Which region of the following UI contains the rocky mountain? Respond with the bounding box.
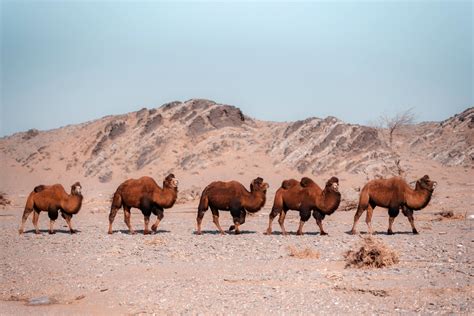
[0,100,472,195]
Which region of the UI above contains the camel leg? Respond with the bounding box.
[265,207,281,235]
[62,212,76,234]
[108,206,120,234]
[296,209,311,235]
[196,208,206,235]
[48,210,59,234]
[19,207,34,234]
[151,208,164,233]
[278,209,288,236]
[144,216,151,235]
[388,217,395,235]
[32,211,41,234]
[230,210,246,235]
[402,206,418,234]
[123,207,136,235]
[387,207,400,235]
[313,211,327,235]
[365,204,375,235]
[211,207,225,235]
[351,206,366,235]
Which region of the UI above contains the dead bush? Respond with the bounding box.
[287,246,320,259]
[433,211,465,221]
[344,237,399,268]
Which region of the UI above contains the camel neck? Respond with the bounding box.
[406,185,432,210]
[318,189,341,214]
[244,190,266,213]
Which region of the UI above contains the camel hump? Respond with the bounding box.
[34,185,46,193]
[300,177,315,188]
[281,179,299,190]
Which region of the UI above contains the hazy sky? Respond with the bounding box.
[1,0,472,136]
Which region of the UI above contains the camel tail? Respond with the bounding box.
[24,191,35,212]
[111,190,123,210]
[357,185,370,212]
[198,190,209,212]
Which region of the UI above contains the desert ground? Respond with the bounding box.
[0,172,472,315]
[1,101,473,314]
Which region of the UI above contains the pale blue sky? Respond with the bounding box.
[1,1,472,136]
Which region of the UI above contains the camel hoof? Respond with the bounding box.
[130,231,137,235]
[263,230,271,235]
[413,229,419,235]
[320,231,328,236]
[229,225,235,231]
[49,231,56,235]
[107,230,113,235]
[282,232,288,236]
[196,231,202,235]
[144,230,151,235]
[35,231,41,235]
[219,231,226,235]
[18,229,23,235]
[151,224,158,232]
[70,229,76,234]
[350,230,357,235]
[387,230,394,235]
[296,231,303,236]
[234,230,241,235]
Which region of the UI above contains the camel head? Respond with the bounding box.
[250,177,269,193]
[325,177,339,193]
[71,182,82,196]
[416,175,437,193]
[163,173,179,189]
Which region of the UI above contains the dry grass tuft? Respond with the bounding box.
[344,237,399,268]
[433,211,465,221]
[0,192,11,206]
[144,237,165,246]
[287,246,320,259]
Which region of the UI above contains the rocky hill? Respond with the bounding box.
[0,100,472,195]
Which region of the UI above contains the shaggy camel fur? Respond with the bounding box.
[196,177,269,235]
[19,182,83,234]
[265,177,341,236]
[350,175,437,235]
[108,174,178,235]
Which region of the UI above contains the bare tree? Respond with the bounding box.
[380,108,415,145]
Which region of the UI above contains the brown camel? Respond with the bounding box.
[108,174,178,235]
[196,177,269,235]
[19,182,83,235]
[350,175,437,235]
[265,177,341,236]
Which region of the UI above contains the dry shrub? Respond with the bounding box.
[144,237,165,246]
[339,200,358,212]
[344,237,398,268]
[433,211,465,221]
[0,192,11,206]
[287,246,320,259]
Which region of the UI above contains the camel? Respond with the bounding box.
[19,182,83,235]
[196,177,269,235]
[108,174,178,235]
[265,177,341,236]
[350,175,437,235]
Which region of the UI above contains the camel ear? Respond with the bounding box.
[422,175,429,181]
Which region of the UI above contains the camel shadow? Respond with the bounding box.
[267,231,325,236]
[23,229,80,235]
[116,229,171,235]
[344,230,416,236]
[195,230,257,235]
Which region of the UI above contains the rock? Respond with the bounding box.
[27,296,57,306]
